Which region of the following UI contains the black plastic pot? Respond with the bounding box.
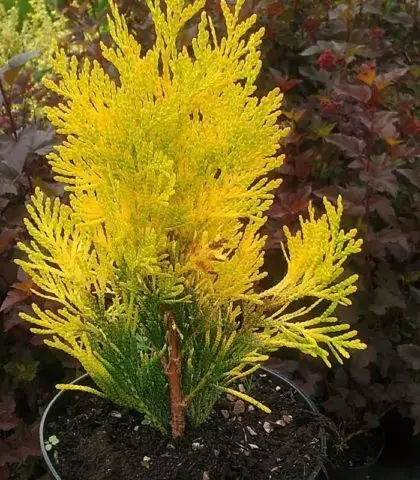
[325,429,385,480]
[40,367,326,480]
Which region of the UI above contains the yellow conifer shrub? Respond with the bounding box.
[16,0,366,436]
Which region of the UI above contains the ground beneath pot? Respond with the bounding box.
[327,429,384,468]
[45,372,323,480]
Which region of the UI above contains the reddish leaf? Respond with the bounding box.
[351,348,377,369]
[370,287,405,315]
[374,111,399,141]
[0,465,9,480]
[301,373,323,396]
[269,68,301,92]
[323,395,349,416]
[299,65,330,84]
[370,196,396,224]
[14,422,41,459]
[300,45,323,56]
[350,367,371,385]
[374,111,398,129]
[265,2,285,17]
[33,178,65,198]
[11,277,33,293]
[2,201,27,227]
[397,344,420,370]
[334,83,372,103]
[396,169,420,189]
[412,405,420,435]
[0,440,19,467]
[383,12,412,27]
[348,159,364,169]
[29,124,57,156]
[0,288,30,312]
[0,397,19,431]
[326,133,366,157]
[0,229,19,255]
[0,134,32,177]
[29,334,44,346]
[313,186,341,202]
[0,423,41,466]
[0,125,57,178]
[179,24,199,48]
[359,159,398,197]
[3,306,31,331]
[0,197,10,211]
[348,391,367,409]
[269,185,312,220]
[38,475,51,480]
[371,228,410,260]
[3,313,25,332]
[375,68,409,91]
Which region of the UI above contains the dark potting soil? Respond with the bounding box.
[327,429,384,469]
[44,373,323,480]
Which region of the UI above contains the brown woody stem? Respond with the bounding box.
[164,310,185,438]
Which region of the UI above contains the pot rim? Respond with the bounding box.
[40,366,326,480]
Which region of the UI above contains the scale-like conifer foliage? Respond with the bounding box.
[16,0,366,435]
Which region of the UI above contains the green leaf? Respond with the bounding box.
[313,123,336,138]
[4,357,39,383]
[48,435,60,445]
[382,0,394,13]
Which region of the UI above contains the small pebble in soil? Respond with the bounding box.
[283,414,293,424]
[233,399,246,416]
[192,441,203,451]
[263,421,273,433]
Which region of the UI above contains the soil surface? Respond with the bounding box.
[44,371,323,480]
